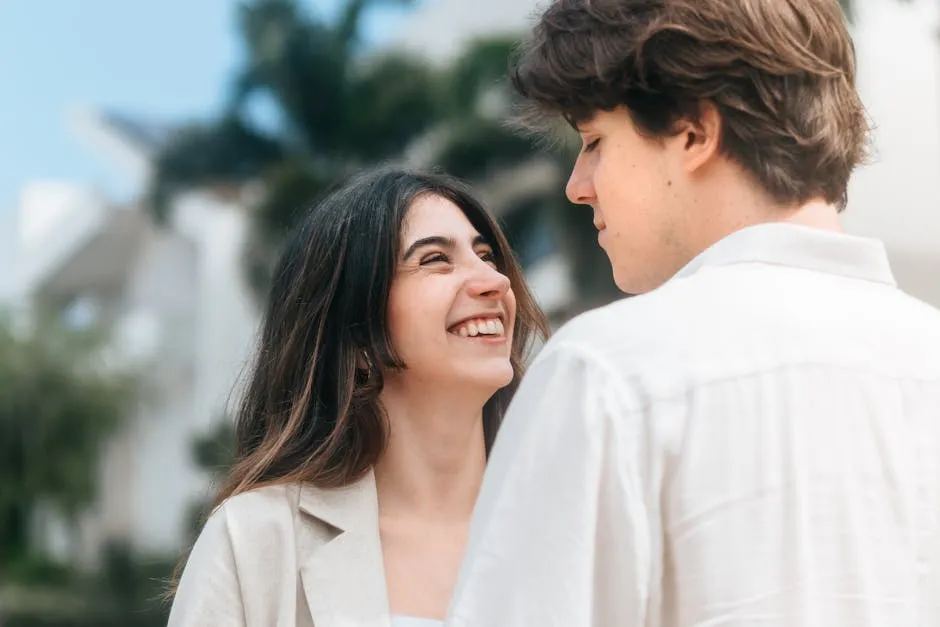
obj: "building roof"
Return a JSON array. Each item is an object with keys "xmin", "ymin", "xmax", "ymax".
[
  {"xmin": 96, "ymin": 111, "xmax": 175, "ymax": 155},
  {"xmin": 68, "ymin": 107, "xmax": 181, "ymax": 195}
]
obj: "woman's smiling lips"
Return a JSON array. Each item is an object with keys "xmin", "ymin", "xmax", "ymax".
[{"xmin": 447, "ymin": 313, "xmax": 507, "ymax": 343}]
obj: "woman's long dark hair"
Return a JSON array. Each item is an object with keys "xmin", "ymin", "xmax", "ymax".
[{"xmin": 215, "ymin": 167, "xmax": 549, "ymax": 506}]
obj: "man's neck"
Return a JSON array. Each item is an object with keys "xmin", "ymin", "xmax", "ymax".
[
  {"xmin": 780, "ymin": 199, "xmax": 844, "ymax": 232},
  {"xmin": 691, "ymin": 168, "xmax": 844, "ymax": 256}
]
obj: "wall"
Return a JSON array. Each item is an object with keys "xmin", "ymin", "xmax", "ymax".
[{"xmin": 848, "ymin": 0, "xmax": 940, "ymax": 306}]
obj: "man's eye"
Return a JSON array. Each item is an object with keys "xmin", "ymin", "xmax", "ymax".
[{"xmin": 583, "ymin": 138, "xmax": 601, "ymax": 153}]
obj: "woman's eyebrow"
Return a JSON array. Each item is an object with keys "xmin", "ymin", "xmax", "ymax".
[{"xmin": 401, "ymin": 235, "xmax": 456, "ymax": 261}]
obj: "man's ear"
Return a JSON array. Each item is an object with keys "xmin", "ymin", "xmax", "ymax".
[{"xmin": 673, "ymin": 101, "xmax": 722, "ymax": 174}]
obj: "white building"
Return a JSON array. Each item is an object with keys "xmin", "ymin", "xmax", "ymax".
[{"xmin": 10, "ymin": 112, "xmax": 259, "ymax": 563}]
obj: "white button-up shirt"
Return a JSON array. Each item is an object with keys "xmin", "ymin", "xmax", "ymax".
[{"xmin": 447, "ymin": 224, "xmax": 940, "ymax": 626}]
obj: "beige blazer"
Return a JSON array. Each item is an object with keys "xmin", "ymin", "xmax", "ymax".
[{"xmin": 167, "ymin": 470, "xmax": 391, "ymax": 627}]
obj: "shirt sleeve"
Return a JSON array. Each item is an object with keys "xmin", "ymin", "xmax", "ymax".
[
  {"xmin": 446, "ymin": 342, "xmax": 655, "ymax": 627},
  {"xmin": 167, "ymin": 504, "xmax": 248, "ymax": 627}
]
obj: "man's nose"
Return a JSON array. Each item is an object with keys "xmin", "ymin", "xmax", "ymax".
[{"xmin": 566, "ymin": 156, "xmax": 596, "ymax": 205}]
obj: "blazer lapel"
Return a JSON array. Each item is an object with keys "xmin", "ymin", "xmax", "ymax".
[{"xmin": 297, "ymin": 470, "xmax": 391, "ymax": 627}]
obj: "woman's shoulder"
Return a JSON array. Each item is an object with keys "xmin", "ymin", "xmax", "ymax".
[
  {"xmin": 171, "ymin": 484, "xmax": 311, "ymax": 624},
  {"xmin": 207, "ymin": 482, "xmax": 305, "ymax": 543},
  {"xmin": 219, "ymin": 482, "xmax": 299, "ymax": 515},
  {"xmin": 205, "ymin": 473, "xmax": 377, "ymax": 546}
]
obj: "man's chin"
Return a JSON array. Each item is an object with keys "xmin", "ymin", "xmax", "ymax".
[{"xmin": 613, "ymin": 268, "xmax": 656, "ymax": 297}]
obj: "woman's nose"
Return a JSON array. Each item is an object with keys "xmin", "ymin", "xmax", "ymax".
[{"xmin": 466, "ymin": 261, "xmax": 511, "ymax": 299}]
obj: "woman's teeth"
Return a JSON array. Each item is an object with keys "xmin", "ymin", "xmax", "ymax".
[{"xmin": 451, "ymin": 318, "xmax": 505, "ymax": 337}]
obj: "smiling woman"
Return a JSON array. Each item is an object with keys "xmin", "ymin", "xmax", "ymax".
[
  {"xmin": 387, "ymin": 193, "xmax": 518, "ymax": 402},
  {"xmin": 166, "ymin": 167, "xmax": 549, "ymax": 627}
]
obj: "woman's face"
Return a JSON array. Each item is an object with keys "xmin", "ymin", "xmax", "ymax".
[{"xmin": 385, "ymin": 193, "xmax": 517, "ymax": 393}]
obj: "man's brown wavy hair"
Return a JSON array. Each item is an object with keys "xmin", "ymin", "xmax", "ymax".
[{"xmin": 510, "ymin": 0, "xmax": 870, "ymax": 209}]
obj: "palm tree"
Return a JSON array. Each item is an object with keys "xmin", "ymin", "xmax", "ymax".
[
  {"xmin": 149, "ymin": 0, "xmax": 436, "ymax": 294},
  {"xmin": 147, "ymin": 0, "xmax": 623, "ymax": 319},
  {"xmin": 418, "ymin": 35, "xmax": 621, "ymax": 314},
  {"xmin": 154, "ymin": 0, "xmax": 910, "ymax": 323}
]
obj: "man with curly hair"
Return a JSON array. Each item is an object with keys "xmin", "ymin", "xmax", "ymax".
[{"xmin": 446, "ymin": 0, "xmax": 940, "ymax": 625}]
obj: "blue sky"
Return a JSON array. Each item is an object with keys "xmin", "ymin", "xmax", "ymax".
[{"xmin": 0, "ymin": 0, "xmax": 410, "ymax": 215}]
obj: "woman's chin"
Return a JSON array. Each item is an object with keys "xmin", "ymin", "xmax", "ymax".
[
  {"xmin": 413, "ymin": 359, "xmax": 515, "ymax": 396},
  {"xmin": 463, "ymin": 362, "xmax": 515, "ymax": 393}
]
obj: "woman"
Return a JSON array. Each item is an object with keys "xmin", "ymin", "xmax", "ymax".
[{"xmin": 167, "ymin": 168, "xmax": 549, "ymax": 627}]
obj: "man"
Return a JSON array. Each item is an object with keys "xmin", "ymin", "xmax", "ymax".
[{"xmin": 445, "ymin": 0, "xmax": 940, "ymax": 625}]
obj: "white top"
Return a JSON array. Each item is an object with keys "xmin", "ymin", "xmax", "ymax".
[{"xmin": 447, "ymin": 224, "xmax": 940, "ymax": 626}]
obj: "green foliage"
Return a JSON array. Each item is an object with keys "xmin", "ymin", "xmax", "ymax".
[
  {"xmin": 341, "ymin": 54, "xmax": 441, "ymax": 160},
  {"xmin": 1, "ymin": 542, "xmax": 174, "ymax": 627},
  {"xmin": 435, "ymin": 116, "xmax": 539, "ymax": 179},
  {"xmin": 148, "ymin": 0, "xmax": 450, "ymax": 302},
  {"xmin": 445, "ymin": 37, "xmax": 518, "ymax": 116},
  {"xmin": 184, "ymin": 418, "xmax": 237, "ymax": 542},
  {"xmin": 148, "ymin": 0, "xmax": 924, "ymax": 317},
  {"xmin": 0, "ymin": 312, "xmax": 160, "ymax": 624},
  {"xmin": 839, "ymin": 0, "xmax": 912, "ymax": 24},
  {"xmin": 147, "ymin": 0, "xmax": 622, "ymax": 314},
  {"xmin": 0, "ymin": 313, "xmax": 135, "ymax": 573},
  {"xmin": 148, "ymin": 116, "xmax": 285, "ymax": 223},
  {"xmin": 190, "ymin": 419, "xmax": 237, "ymax": 480},
  {"xmin": 2, "ymin": 553, "xmax": 72, "ymax": 588},
  {"xmin": 839, "ymin": 0, "xmax": 855, "ymax": 21},
  {"xmin": 243, "ymin": 158, "xmax": 336, "ymax": 296}
]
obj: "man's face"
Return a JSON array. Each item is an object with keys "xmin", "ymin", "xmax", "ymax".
[{"xmin": 566, "ymin": 107, "xmax": 694, "ymax": 295}]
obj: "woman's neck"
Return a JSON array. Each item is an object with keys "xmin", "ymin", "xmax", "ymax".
[{"xmin": 374, "ymin": 385, "xmax": 487, "ymax": 523}]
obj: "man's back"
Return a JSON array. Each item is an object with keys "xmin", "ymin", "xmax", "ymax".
[
  {"xmin": 448, "ymin": 224, "xmax": 940, "ymax": 626},
  {"xmin": 446, "ymin": 0, "xmax": 920, "ymax": 622},
  {"xmin": 561, "ymin": 224, "xmax": 940, "ymax": 624}
]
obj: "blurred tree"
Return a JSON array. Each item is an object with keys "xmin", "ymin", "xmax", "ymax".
[
  {"xmin": 148, "ymin": 0, "xmax": 440, "ymax": 297},
  {"xmin": 839, "ymin": 0, "xmax": 914, "ymax": 22},
  {"xmin": 0, "ymin": 312, "xmax": 180, "ymax": 625},
  {"xmin": 425, "ymin": 35, "xmax": 621, "ymax": 312},
  {"xmin": 147, "ymin": 0, "xmax": 622, "ymax": 320},
  {"xmin": 182, "ymin": 418, "xmax": 237, "ymax": 542},
  {"xmin": 839, "ymin": 0, "xmax": 856, "ymax": 21},
  {"xmin": 0, "ymin": 312, "xmax": 134, "ymax": 577},
  {"xmin": 149, "ymin": 0, "xmax": 922, "ymax": 321},
  {"xmin": 0, "ymin": 540, "xmax": 174, "ymax": 626}
]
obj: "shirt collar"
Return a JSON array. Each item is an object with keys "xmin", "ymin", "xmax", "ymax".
[{"xmin": 672, "ymin": 223, "xmax": 897, "ymax": 286}]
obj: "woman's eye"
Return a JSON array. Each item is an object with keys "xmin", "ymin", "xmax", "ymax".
[
  {"xmin": 419, "ymin": 253, "xmax": 449, "ymax": 266},
  {"xmin": 479, "ymin": 251, "xmax": 497, "ymax": 264}
]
